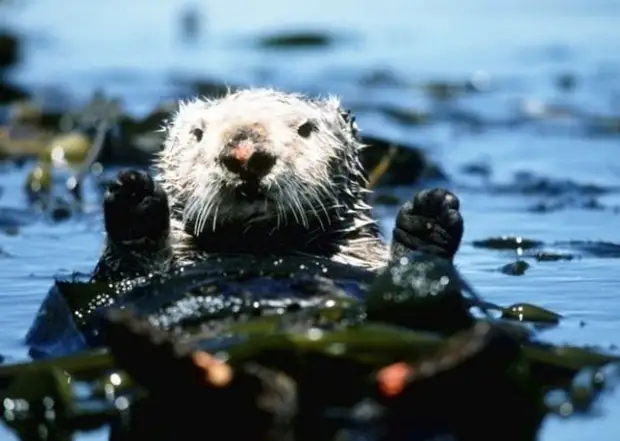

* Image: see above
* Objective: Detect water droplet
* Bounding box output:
[110,373,122,386]
[559,402,573,417]
[114,396,130,411]
[327,343,346,355]
[38,424,49,438]
[42,397,54,409]
[3,398,15,411]
[308,328,323,340]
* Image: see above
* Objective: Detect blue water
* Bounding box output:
[2,0,620,439]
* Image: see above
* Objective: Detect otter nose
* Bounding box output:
[220,142,276,180]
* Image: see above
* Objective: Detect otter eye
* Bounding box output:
[297,120,316,138]
[191,128,204,142]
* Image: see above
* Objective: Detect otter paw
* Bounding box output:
[104,169,170,243]
[392,188,463,260]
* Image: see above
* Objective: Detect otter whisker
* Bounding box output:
[195,189,216,235]
[298,190,325,231]
[273,181,287,230]
[310,184,337,226]
[191,194,208,235]
[281,184,300,227]
[211,203,220,232]
[291,188,311,228]
[193,204,206,235]
[275,199,284,231]
[302,225,336,248]
[202,195,220,233]
[184,196,203,236]
[292,191,310,228]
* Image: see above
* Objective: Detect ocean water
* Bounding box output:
[1,0,620,439]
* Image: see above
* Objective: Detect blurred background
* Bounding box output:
[1,1,620,440]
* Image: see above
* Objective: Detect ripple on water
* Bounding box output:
[0,221,100,362]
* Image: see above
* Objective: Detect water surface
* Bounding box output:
[2,1,620,440]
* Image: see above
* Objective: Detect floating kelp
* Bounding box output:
[491,171,612,197]
[0,81,29,104]
[4,252,619,441]
[469,236,620,275]
[471,236,620,261]
[0,30,19,70]
[456,167,618,214]
[500,259,530,276]
[1,92,137,166]
[501,303,562,325]
[360,135,448,188]
[1,93,127,219]
[25,255,376,358]
[255,30,342,49]
[376,105,430,127]
[473,236,544,251]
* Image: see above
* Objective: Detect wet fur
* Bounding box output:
[93,88,389,280]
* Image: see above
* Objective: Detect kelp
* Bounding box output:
[2,252,620,441]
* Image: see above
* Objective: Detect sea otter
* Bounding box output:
[92,88,463,281]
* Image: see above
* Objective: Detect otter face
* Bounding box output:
[157,88,367,236]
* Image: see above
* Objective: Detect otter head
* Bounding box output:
[156,88,370,238]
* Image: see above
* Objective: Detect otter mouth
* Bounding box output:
[233,181,268,202]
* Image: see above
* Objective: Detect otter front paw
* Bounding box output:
[392,188,463,260]
[104,170,170,243]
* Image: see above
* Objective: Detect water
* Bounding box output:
[1,0,620,439]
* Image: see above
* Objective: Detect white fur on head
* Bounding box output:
[155,87,370,236]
